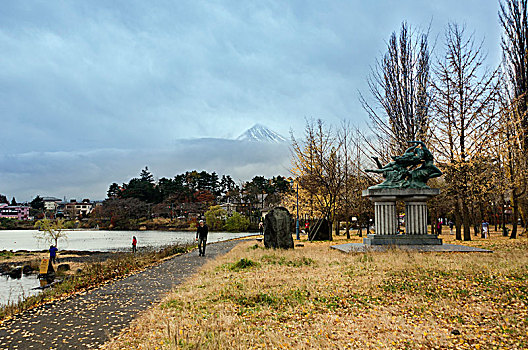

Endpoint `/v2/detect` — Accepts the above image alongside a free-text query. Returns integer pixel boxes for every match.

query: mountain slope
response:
[236,124,287,143]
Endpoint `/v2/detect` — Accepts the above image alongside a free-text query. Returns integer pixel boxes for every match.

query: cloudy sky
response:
[1,1,501,201]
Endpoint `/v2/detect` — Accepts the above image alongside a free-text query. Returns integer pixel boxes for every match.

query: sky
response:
[0,0,502,202]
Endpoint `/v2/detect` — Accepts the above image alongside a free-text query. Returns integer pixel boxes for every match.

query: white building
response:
[42,197,62,212]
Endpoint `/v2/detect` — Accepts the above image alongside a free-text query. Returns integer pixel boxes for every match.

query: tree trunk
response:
[502,197,509,236]
[346,220,350,239]
[462,199,471,241]
[328,218,333,241]
[494,204,498,232]
[473,224,479,237]
[455,199,463,240]
[510,196,519,239]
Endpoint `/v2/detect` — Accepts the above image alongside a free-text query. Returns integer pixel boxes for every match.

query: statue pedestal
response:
[362,188,442,245]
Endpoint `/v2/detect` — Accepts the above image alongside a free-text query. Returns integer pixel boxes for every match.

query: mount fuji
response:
[236,124,287,143]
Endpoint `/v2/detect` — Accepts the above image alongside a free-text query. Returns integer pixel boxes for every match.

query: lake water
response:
[0,230,255,306]
[0,274,41,306]
[0,230,255,252]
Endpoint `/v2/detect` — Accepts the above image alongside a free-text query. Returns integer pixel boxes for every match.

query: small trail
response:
[0,240,243,349]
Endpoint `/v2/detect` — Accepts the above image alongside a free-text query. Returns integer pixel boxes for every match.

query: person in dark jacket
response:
[196,220,209,256]
[49,245,58,264]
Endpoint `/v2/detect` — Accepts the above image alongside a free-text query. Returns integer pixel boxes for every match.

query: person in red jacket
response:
[132,236,137,253]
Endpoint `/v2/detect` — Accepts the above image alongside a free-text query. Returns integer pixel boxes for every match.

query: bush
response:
[205,205,226,231]
[224,212,250,232]
[228,258,260,271]
[63,220,76,229]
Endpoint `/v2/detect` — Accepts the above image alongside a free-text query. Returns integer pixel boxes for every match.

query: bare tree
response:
[499,0,528,237]
[361,22,432,156]
[431,23,500,241]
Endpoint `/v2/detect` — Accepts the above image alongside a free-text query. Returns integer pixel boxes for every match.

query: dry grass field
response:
[104,230,528,349]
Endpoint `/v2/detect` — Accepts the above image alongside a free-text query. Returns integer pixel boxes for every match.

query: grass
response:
[102,229,528,349]
[0,250,15,260]
[0,243,195,321]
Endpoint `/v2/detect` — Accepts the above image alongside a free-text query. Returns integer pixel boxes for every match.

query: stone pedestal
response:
[404,197,429,235]
[362,188,442,245]
[372,196,398,235]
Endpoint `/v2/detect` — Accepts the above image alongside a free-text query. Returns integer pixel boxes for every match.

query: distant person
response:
[132,236,137,253]
[305,221,310,235]
[482,221,489,239]
[259,221,264,235]
[196,220,209,256]
[49,245,58,264]
[449,220,454,235]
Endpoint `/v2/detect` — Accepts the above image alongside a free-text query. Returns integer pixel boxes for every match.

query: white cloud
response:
[0,139,290,202]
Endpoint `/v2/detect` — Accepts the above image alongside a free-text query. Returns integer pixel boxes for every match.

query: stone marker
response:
[264,207,294,249]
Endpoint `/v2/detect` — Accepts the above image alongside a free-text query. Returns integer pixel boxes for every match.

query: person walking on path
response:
[482,221,489,239]
[449,220,454,235]
[259,221,264,235]
[49,245,58,264]
[132,236,137,253]
[196,220,209,256]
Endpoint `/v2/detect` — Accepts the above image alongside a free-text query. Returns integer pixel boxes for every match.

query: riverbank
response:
[0,243,194,320]
[103,231,528,349]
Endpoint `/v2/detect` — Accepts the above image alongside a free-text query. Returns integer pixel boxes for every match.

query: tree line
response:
[95,167,292,230]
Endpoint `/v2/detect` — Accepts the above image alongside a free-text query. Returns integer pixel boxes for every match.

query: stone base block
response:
[363,234,442,246]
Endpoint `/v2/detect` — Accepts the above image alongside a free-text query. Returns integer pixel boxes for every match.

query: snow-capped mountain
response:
[236,124,287,143]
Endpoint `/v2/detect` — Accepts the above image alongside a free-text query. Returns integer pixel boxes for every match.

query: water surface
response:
[0,230,254,252]
[0,274,41,306]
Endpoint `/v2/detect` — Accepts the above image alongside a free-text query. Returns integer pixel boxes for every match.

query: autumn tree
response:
[205,205,226,231]
[431,23,500,241]
[499,0,528,237]
[34,218,69,248]
[291,119,347,240]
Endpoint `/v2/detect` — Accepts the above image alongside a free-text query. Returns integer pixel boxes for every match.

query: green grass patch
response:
[224,258,261,272]
[260,254,315,267]
[0,250,14,260]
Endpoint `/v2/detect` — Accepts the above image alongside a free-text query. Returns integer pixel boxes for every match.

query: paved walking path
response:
[0,240,243,349]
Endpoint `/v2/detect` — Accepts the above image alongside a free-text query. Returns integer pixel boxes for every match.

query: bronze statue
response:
[366,141,442,189]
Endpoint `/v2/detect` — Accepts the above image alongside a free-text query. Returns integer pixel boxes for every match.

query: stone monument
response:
[263,207,294,249]
[363,141,443,245]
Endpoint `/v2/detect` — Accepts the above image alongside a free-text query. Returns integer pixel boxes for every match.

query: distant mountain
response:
[236,124,287,143]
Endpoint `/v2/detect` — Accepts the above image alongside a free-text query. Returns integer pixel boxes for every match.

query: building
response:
[0,204,30,220]
[42,197,62,212]
[219,202,237,216]
[64,199,94,218]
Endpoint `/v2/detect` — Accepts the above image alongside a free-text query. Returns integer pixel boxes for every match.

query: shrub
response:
[205,205,226,231]
[228,258,260,271]
[224,212,250,232]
